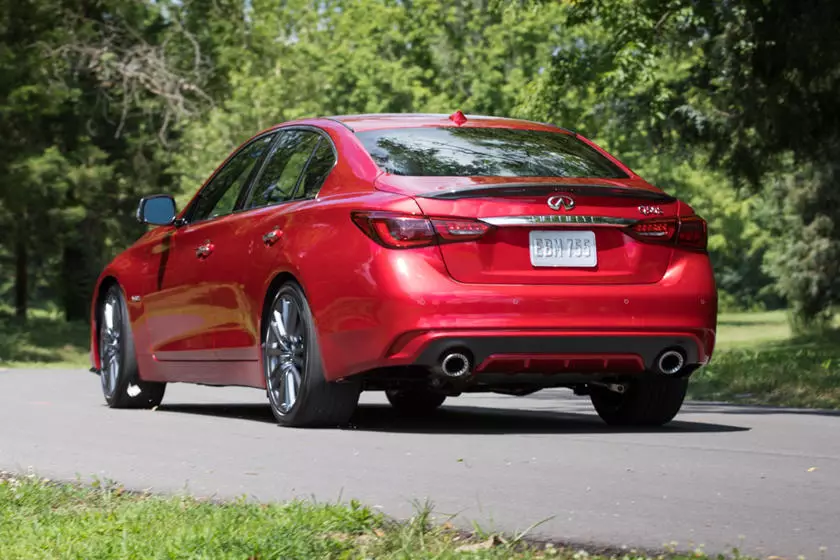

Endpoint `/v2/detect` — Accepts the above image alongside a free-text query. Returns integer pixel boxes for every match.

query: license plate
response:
[529,230,597,268]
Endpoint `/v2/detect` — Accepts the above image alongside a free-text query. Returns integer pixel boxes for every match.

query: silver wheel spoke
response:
[281,299,293,336]
[271,309,286,338]
[271,311,290,351]
[109,359,118,390]
[100,295,122,396]
[283,366,297,407]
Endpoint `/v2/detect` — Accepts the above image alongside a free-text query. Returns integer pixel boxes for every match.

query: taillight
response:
[351,212,490,249]
[628,216,707,251]
[676,216,707,250]
[629,219,677,241]
[432,219,490,241]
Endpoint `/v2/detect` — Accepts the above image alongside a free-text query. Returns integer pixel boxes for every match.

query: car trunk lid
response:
[376,176,679,285]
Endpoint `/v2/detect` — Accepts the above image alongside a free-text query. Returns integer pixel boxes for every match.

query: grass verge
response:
[0,472,753,560]
[688,311,840,409]
[0,307,89,369]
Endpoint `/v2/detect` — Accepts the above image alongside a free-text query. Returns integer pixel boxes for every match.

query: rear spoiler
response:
[418,182,676,202]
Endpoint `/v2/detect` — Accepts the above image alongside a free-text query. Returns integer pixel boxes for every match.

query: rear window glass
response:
[356,127,628,178]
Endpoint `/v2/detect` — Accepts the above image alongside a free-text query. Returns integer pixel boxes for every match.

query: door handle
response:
[262,229,283,246]
[195,241,214,259]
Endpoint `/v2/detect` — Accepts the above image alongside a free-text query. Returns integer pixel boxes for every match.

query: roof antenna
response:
[449,110,467,126]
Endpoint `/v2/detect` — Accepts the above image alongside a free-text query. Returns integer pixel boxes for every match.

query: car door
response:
[212,127,332,362]
[141,132,275,364]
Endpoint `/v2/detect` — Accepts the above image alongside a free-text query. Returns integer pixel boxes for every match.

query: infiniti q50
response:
[90,112,717,427]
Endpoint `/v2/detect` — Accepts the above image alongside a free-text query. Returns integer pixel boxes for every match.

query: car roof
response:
[321,113,574,134]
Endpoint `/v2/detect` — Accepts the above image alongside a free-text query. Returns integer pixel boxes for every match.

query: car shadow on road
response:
[347,404,749,434]
[156,403,749,434]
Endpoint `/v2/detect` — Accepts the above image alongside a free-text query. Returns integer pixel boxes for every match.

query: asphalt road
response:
[1,370,838,559]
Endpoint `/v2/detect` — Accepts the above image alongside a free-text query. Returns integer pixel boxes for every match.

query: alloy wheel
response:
[264,294,307,415]
[99,293,122,396]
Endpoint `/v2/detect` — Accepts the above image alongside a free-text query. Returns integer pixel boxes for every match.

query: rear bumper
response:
[314,248,717,381]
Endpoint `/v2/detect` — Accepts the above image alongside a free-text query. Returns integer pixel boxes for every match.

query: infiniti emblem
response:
[547,195,575,211]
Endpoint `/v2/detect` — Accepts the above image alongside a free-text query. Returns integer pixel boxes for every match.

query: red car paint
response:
[90,113,717,391]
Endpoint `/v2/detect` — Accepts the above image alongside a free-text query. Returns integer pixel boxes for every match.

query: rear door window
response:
[297,139,336,200]
[246,130,322,209]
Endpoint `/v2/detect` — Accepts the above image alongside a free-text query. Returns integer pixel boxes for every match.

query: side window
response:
[298,139,336,199]
[189,134,275,222]
[246,130,321,209]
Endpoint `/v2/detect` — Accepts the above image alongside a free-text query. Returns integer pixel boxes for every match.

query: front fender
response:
[88,245,152,371]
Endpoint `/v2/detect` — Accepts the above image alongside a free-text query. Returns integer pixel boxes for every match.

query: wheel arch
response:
[260,271,306,343]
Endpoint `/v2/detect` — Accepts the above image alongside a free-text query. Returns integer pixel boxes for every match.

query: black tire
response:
[385,388,446,415]
[98,284,166,409]
[262,282,360,427]
[590,376,688,426]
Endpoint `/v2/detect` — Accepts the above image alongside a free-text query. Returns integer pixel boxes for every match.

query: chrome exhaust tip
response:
[441,352,471,378]
[657,349,686,375]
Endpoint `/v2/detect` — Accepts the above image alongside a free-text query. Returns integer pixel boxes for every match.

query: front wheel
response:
[262,282,360,427]
[590,376,688,426]
[98,284,166,408]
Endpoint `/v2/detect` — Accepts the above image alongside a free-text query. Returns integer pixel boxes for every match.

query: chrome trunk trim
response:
[479,215,638,227]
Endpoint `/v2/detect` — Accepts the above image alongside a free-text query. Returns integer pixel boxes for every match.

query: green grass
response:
[689,310,840,408]
[0,472,753,560]
[0,307,90,369]
[714,310,795,349]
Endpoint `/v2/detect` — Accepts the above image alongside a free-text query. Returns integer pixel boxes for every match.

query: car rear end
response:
[332,116,716,424]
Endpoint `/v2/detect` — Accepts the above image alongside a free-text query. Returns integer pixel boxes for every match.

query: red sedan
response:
[90,112,717,428]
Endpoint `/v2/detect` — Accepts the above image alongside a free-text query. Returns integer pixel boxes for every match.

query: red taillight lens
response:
[628,216,707,251]
[676,216,708,250]
[351,212,490,249]
[432,219,490,241]
[629,218,678,241]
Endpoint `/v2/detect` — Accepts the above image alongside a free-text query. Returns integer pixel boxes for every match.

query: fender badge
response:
[638,205,664,216]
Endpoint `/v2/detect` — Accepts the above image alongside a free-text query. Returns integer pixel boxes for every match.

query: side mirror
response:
[137,195,177,226]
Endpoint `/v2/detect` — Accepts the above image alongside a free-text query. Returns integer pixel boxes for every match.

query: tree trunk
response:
[14,234,27,320]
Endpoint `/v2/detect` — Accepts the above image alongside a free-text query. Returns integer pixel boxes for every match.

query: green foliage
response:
[171,0,568,196]
[2,0,838,325]
[525,0,840,321]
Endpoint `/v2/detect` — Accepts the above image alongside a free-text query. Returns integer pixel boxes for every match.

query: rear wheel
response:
[589,376,688,426]
[98,284,166,409]
[263,282,360,427]
[385,388,446,415]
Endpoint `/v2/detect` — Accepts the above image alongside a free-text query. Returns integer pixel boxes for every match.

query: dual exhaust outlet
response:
[440,351,472,378]
[437,348,686,377]
[655,349,686,375]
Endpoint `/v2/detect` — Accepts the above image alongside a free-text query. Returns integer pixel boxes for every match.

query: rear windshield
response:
[356,127,629,178]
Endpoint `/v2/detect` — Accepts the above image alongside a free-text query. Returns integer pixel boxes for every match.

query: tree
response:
[0,0,212,320]
[525,0,840,324]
